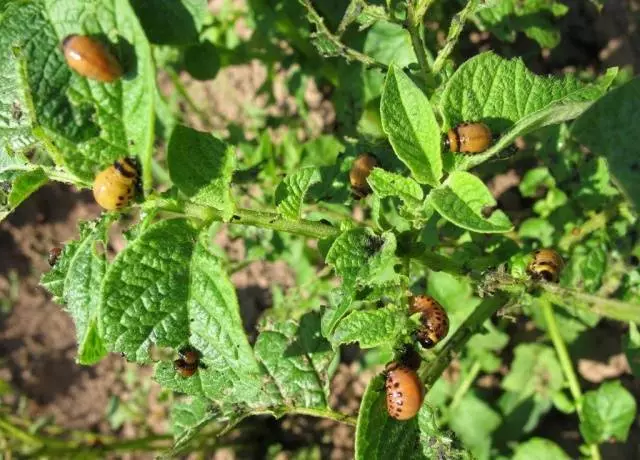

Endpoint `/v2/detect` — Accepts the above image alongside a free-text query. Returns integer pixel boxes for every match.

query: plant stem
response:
[449,360,481,410]
[298,0,388,71]
[539,282,640,324]
[406,0,433,83]
[432,0,479,74]
[422,295,506,389]
[541,300,602,460]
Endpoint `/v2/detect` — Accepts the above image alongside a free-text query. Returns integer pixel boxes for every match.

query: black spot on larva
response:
[118,195,124,200]
[397,392,403,398]
[397,400,403,406]
[541,270,554,282]
[394,382,400,388]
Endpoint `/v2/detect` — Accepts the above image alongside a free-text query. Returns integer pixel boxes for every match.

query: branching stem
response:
[406,0,434,83]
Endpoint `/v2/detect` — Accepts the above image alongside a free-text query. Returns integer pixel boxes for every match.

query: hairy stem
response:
[254,407,357,427]
[406,0,433,83]
[299,0,388,71]
[449,360,482,410]
[166,68,213,130]
[432,0,479,74]
[541,300,602,460]
[421,295,506,389]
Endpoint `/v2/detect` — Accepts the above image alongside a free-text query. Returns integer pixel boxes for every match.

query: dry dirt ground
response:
[2,0,640,458]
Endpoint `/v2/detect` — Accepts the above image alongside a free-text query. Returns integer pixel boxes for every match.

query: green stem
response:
[406,0,433,83]
[299,0,388,71]
[432,0,479,74]
[255,407,357,427]
[421,295,506,389]
[150,159,172,186]
[541,300,601,460]
[163,201,341,240]
[539,282,640,324]
[449,360,481,410]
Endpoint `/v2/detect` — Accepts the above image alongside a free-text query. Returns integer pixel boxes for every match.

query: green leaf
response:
[0,166,47,222]
[130,0,206,45]
[429,171,513,233]
[381,65,442,186]
[623,323,640,377]
[41,218,112,364]
[441,53,615,171]
[519,167,554,197]
[0,0,156,188]
[477,0,568,48]
[355,375,426,460]
[168,125,235,220]
[502,344,564,401]
[363,22,416,67]
[184,41,221,81]
[254,312,334,410]
[331,306,408,349]
[580,380,637,444]
[572,77,640,209]
[171,397,218,452]
[449,392,501,460]
[518,218,555,247]
[275,167,321,220]
[101,219,198,361]
[513,438,570,460]
[367,168,424,206]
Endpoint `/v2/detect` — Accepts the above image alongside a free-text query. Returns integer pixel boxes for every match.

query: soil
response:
[2,0,640,459]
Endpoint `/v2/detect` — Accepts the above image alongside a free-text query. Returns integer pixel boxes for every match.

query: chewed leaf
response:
[41,217,113,364]
[0,167,48,222]
[429,171,513,233]
[381,65,442,186]
[331,306,407,349]
[168,125,235,220]
[440,53,615,171]
[572,77,640,209]
[275,167,321,219]
[101,219,197,361]
[0,0,156,189]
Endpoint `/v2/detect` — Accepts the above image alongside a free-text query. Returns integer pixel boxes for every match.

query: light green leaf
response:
[41,218,112,364]
[130,0,206,45]
[367,168,423,207]
[0,166,47,222]
[513,438,570,460]
[171,397,218,452]
[502,344,564,401]
[355,375,426,460]
[441,53,615,171]
[275,167,321,219]
[429,171,513,233]
[519,167,554,197]
[381,65,442,186]
[255,312,334,410]
[0,0,156,189]
[363,22,416,67]
[168,125,235,220]
[518,218,555,247]
[101,219,197,361]
[572,77,640,209]
[580,380,637,444]
[331,307,408,349]
[449,392,501,459]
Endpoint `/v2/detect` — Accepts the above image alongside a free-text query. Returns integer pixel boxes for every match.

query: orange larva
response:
[62,35,123,83]
[409,295,450,349]
[385,362,424,421]
[174,359,198,378]
[48,247,62,267]
[444,122,492,154]
[349,154,378,199]
[92,158,138,211]
[527,249,565,283]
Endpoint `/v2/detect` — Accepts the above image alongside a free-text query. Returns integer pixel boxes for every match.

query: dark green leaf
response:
[184,41,221,81]
[572,77,640,209]
[331,306,408,349]
[513,438,570,460]
[168,125,235,220]
[130,0,207,45]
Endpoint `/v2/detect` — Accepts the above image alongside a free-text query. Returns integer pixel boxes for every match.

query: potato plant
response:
[1,0,639,458]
